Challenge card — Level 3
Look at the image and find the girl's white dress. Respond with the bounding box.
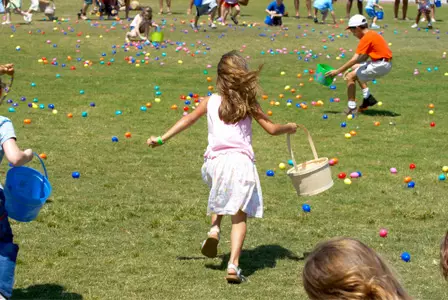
[201,94,263,218]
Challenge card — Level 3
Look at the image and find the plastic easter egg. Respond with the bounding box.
[350,172,359,178]
[338,172,346,179]
[344,178,352,185]
[81,112,88,117]
[72,172,80,179]
[439,174,446,181]
[443,166,448,172]
[302,204,311,213]
[125,132,132,138]
[115,110,122,115]
[409,163,416,169]
[347,114,353,120]
[112,136,119,142]
[390,168,397,174]
[344,133,351,139]
[401,252,411,262]
[279,163,286,170]
[407,181,415,188]
[340,122,347,128]
[404,176,412,183]
[266,170,275,177]
[379,229,388,238]
[377,101,383,106]
[288,160,294,166]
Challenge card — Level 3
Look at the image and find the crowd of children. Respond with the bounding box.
[1,0,448,298]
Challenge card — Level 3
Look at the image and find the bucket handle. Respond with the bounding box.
[287,125,319,171]
[32,152,49,179]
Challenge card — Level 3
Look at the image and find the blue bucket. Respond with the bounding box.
[376,11,384,20]
[4,153,52,222]
[435,0,441,7]
[264,15,273,26]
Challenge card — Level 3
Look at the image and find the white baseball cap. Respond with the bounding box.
[346,14,368,29]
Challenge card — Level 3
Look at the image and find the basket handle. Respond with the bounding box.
[33,152,49,179]
[287,125,319,171]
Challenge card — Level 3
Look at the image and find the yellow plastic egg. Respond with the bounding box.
[279,163,286,170]
[155,98,161,103]
[344,178,352,185]
[344,133,352,139]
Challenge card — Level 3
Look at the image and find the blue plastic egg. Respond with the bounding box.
[401,252,411,262]
[266,170,275,177]
[72,172,80,179]
[302,204,311,213]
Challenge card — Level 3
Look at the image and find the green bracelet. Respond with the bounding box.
[156,136,164,145]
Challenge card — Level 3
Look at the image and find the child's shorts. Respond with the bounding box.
[85,0,93,4]
[28,0,39,11]
[418,4,431,13]
[196,0,217,16]
[6,0,22,10]
[365,7,376,18]
[224,1,239,8]
[356,59,392,82]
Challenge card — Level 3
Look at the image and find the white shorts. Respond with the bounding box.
[196,0,218,16]
[29,0,39,11]
[356,60,392,82]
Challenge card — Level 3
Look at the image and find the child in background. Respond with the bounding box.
[78,0,92,20]
[313,0,336,24]
[2,0,32,24]
[265,0,285,26]
[220,0,240,25]
[125,7,157,43]
[303,237,412,300]
[365,0,382,29]
[0,64,34,300]
[191,0,218,30]
[147,51,297,283]
[411,0,432,28]
[158,0,171,14]
[26,0,57,21]
[187,0,193,14]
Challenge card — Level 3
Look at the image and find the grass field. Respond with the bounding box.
[1,0,448,299]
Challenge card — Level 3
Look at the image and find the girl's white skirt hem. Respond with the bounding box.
[201,152,263,218]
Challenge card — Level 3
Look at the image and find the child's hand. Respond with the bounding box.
[147,136,163,148]
[152,22,159,27]
[379,5,383,10]
[0,64,14,76]
[287,123,298,134]
[325,70,338,78]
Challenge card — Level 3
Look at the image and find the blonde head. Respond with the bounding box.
[216,50,262,124]
[303,238,411,300]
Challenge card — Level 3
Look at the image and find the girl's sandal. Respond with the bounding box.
[200,229,220,258]
[225,263,246,284]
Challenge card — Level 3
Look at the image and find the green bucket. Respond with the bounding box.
[151,31,164,43]
[315,64,335,86]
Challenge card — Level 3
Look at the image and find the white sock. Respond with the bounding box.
[362,88,370,99]
[348,100,357,109]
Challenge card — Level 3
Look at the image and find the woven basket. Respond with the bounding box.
[286,126,333,196]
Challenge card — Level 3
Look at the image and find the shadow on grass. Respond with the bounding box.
[360,109,401,117]
[323,109,400,117]
[12,284,83,300]
[204,244,304,278]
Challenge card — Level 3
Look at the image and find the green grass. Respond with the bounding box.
[1,0,448,299]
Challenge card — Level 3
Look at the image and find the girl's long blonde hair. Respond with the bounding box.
[303,238,412,300]
[216,50,262,124]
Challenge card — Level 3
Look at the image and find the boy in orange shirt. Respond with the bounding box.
[326,14,392,115]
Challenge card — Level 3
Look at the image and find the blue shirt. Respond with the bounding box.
[313,0,333,11]
[267,1,285,15]
[365,0,378,9]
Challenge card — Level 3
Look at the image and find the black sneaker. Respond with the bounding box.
[359,94,378,111]
[231,16,238,25]
[313,17,318,23]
